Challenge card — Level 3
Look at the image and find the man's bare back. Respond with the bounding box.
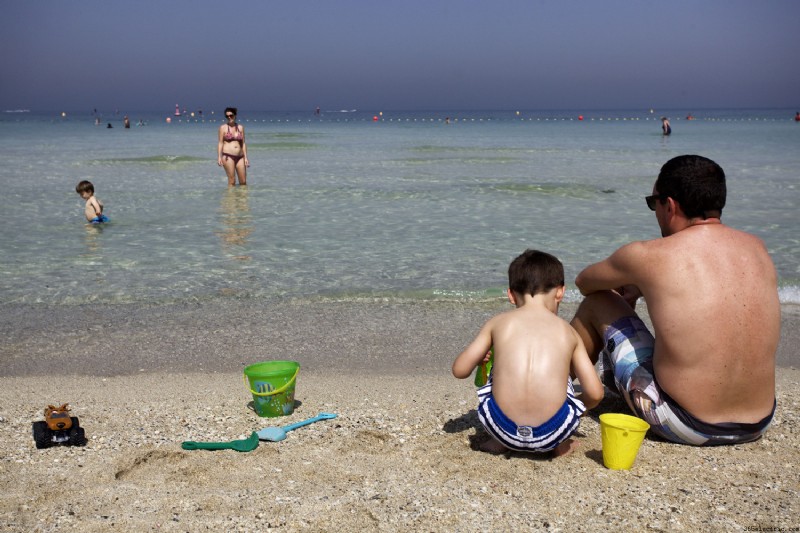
[607,222,779,423]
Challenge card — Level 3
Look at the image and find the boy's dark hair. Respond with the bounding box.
[508,249,565,297]
[655,155,726,219]
[76,180,94,195]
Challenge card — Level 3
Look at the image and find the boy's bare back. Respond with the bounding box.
[453,290,602,427]
[490,298,584,426]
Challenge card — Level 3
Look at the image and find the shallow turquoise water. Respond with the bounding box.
[1,108,797,304]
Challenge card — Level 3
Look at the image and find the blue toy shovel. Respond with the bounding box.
[257,412,337,442]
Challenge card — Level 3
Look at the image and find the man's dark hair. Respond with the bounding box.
[508,249,565,297]
[655,155,726,219]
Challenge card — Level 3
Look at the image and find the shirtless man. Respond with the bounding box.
[570,155,780,445]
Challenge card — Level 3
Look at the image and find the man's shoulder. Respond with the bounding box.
[614,238,663,260]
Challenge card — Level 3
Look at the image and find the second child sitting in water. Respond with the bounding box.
[75,180,109,224]
[452,249,604,457]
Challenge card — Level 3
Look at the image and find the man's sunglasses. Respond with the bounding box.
[645,194,667,211]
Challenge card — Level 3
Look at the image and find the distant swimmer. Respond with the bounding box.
[315,106,321,115]
[686,113,695,121]
[124,115,130,129]
[661,116,671,136]
[795,112,800,122]
[217,107,249,186]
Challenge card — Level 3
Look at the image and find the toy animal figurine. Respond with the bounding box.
[32,403,87,449]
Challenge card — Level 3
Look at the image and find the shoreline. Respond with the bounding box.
[1,299,797,377]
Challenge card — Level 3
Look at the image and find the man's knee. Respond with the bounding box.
[577,291,635,329]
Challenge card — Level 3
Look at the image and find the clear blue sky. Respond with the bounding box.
[2,0,798,112]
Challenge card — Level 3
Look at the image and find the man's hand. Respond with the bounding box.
[616,284,642,308]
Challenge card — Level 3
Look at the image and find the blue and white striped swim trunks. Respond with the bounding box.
[602,316,775,446]
[477,377,586,452]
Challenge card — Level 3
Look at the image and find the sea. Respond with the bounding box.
[1,108,798,306]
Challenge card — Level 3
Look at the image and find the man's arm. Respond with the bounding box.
[575,242,644,296]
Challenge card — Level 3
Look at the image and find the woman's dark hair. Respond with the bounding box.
[655,155,726,219]
[224,107,238,116]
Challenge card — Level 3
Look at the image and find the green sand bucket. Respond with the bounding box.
[243,361,300,417]
[599,413,650,470]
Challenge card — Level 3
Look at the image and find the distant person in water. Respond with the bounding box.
[795,112,800,122]
[217,107,249,186]
[76,180,109,224]
[124,115,130,129]
[661,117,671,136]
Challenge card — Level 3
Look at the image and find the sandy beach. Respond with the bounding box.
[1,300,798,531]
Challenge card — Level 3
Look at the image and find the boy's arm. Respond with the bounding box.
[452,320,493,379]
[569,329,604,409]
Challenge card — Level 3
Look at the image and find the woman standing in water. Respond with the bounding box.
[217,107,249,186]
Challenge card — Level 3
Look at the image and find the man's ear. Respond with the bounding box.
[666,196,682,218]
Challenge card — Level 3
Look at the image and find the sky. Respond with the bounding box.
[2,0,799,112]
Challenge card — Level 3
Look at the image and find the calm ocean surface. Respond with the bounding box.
[1,108,798,306]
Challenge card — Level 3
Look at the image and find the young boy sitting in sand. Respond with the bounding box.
[453,249,604,457]
[75,180,109,224]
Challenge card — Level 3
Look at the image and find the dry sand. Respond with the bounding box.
[1,300,798,532]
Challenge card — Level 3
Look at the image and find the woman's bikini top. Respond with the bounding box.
[224,125,243,144]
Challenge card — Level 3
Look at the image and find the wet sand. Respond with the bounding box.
[0,300,798,531]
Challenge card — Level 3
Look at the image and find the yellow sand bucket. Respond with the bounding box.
[243,361,300,417]
[599,413,650,470]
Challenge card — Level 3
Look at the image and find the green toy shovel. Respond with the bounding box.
[181,431,259,452]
